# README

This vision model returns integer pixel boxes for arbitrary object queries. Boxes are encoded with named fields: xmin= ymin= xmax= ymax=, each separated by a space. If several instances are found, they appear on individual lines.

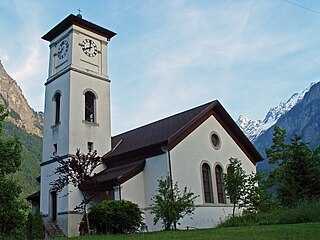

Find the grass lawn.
xmin=58 ymin=222 xmax=320 ymax=240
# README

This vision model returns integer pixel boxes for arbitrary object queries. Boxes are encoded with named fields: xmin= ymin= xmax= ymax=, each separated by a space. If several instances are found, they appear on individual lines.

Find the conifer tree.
xmin=266 ymin=126 xmax=320 ymax=206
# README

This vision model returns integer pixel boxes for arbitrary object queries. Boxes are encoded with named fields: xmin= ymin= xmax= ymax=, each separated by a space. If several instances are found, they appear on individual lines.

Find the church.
xmin=27 ymin=14 xmax=262 ymax=237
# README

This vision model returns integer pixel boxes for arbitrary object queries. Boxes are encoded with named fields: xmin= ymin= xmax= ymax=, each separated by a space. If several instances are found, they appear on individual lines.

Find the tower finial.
xmin=77 ymin=8 xmax=82 ymax=18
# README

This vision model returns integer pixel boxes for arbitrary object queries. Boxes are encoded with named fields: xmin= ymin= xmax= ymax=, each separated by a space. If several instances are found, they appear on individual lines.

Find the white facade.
xmin=118 ymin=115 xmax=256 ymax=231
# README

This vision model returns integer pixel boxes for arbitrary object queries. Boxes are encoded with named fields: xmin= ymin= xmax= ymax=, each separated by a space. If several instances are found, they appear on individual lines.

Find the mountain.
xmin=0 ymin=60 xmax=44 ymax=137
xmin=254 ymin=81 xmax=320 ymax=148
xmin=251 ymin=82 xmax=320 ymax=171
xmin=237 ymin=83 xmax=316 ymax=142
xmin=0 ymin=61 xmax=43 ymax=197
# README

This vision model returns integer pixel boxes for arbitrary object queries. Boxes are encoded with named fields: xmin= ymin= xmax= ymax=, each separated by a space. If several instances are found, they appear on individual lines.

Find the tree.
xmin=266 ymin=126 xmax=320 ymax=207
xmin=50 ymin=149 xmax=103 ymax=233
xmin=0 ymin=104 xmax=24 ymax=237
xmin=150 ymin=175 xmax=198 ymax=230
xmin=223 ymin=157 xmax=246 ymax=218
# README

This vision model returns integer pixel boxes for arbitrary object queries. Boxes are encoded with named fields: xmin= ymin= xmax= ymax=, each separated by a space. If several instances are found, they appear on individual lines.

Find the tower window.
xmin=85 ymin=91 xmax=96 ymax=122
xmin=202 ymin=163 xmax=214 ymax=203
xmin=53 ymin=92 xmax=61 ymax=125
xmin=88 ymin=142 xmax=93 ymax=152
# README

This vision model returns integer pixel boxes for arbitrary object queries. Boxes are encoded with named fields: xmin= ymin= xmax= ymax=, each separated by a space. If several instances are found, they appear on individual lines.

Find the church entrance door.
xmin=51 ymin=191 xmax=57 ymax=222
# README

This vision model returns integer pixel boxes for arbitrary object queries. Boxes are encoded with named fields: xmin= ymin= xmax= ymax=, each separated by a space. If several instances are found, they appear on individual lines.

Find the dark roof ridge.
xmin=112 ymin=100 xmax=216 ymax=139
xmin=42 ymin=14 xmax=116 ymax=42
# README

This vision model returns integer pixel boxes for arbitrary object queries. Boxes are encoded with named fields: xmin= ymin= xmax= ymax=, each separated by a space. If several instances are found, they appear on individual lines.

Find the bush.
xmin=26 ymin=212 xmax=33 ymax=239
xmin=88 ymin=200 xmax=143 ymax=234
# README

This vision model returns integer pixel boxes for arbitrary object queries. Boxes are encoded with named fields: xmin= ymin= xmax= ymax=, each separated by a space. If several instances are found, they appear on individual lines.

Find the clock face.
xmin=81 ymin=39 xmax=98 ymax=57
xmin=57 ymin=40 xmax=69 ymax=59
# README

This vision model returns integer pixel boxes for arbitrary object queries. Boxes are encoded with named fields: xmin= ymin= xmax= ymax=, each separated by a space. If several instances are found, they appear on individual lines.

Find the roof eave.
xmin=103 ymin=141 xmax=167 ymax=168
xmin=167 ymin=100 xmax=263 ymax=164
xmin=42 ymin=14 xmax=116 ymax=42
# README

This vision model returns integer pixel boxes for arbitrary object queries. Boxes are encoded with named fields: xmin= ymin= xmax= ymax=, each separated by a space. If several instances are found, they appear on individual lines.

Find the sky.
xmin=1 ymin=0 xmax=320 ymax=135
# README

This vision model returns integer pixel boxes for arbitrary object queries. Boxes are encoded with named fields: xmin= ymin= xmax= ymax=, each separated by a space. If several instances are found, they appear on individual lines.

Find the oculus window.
xmin=211 ymin=132 xmax=221 ymax=149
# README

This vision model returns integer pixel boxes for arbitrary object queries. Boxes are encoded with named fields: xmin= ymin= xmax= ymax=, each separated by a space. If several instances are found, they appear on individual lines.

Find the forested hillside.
xmin=4 ymin=117 xmax=42 ymax=197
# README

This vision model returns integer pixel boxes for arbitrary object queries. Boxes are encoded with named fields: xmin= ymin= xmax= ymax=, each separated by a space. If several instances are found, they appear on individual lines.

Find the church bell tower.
xmin=40 ymin=14 xmax=116 ymax=236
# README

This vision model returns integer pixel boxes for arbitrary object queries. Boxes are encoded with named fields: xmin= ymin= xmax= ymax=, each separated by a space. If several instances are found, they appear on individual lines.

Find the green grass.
xmin=219 ymin=200 xmax=320 ymax=227
xmin=56 ymin=222 xmax=320 ymax=240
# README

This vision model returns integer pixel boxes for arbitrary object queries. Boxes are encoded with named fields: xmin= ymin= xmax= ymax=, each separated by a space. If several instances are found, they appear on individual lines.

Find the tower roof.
xmin=42 ymin=14 xmax=116 ymax=42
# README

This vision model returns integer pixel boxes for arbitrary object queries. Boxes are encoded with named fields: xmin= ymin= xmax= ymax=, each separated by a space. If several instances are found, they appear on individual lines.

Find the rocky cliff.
xmin=0 ymin=60 xmax=43 ymax=137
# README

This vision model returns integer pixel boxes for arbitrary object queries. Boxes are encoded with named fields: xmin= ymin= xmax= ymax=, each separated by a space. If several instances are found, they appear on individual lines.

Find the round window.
xmin=211 ymin=132 xmax=221 ymax=149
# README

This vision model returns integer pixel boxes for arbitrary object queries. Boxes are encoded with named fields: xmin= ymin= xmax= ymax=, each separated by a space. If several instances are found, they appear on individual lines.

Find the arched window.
xmin=202 ymin=163 xmax=214 ymax=203
xmin=215 ymin=165 xmax=226 ymax=204
xmin=85 ymin=91 xmax=96 ymax=122
xmin=53 ymin=92 xmax=61 ymax=125
xmin=227 ymin=166 xmax=236 ymax=204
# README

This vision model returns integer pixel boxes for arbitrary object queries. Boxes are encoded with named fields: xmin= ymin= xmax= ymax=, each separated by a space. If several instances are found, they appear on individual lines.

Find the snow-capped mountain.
xmin=237 ymin=82 xmax=316 ymax=142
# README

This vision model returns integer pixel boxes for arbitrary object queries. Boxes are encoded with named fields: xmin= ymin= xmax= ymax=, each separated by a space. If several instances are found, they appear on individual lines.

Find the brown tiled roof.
xmin=104 ymin=101 xmax=214 ymax=164
xmin=42 ymin=14 xmax=116 ymax=42
xmin=103 ymin=100 xmax=263 ymax=166
xmin=88 ymin=160 xmax=145 ymax=190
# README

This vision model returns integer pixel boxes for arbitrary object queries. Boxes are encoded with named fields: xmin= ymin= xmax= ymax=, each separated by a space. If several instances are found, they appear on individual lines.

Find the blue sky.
xmin=1 ymin=0 xmax=320 ymax=135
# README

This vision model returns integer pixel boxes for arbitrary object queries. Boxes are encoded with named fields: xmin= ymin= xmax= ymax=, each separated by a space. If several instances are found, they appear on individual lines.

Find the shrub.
xmin=151 ymin=176 xmax=198 ymax=230
xmin=26 ymin=212 xmax=33 ymax=239
xmin=88 ymin=200 xmax=143 ymax=234
xmin=31 ymin=208 xmax=44 ymax=239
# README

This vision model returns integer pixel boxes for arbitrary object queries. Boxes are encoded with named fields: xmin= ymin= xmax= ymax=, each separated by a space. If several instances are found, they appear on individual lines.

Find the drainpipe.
xmin=162 ymin=145 xmax=176 ymax=229
xmin=161 ymin=146 xmax=173 ymax=190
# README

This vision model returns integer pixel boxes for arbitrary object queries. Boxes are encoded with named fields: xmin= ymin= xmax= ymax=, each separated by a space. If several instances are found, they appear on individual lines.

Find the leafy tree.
xmin=266 ymin=126 xmax=320 ymax=207
xmin=0 ymin=104 xmax=24 ymax=237
xmin=151 ymin=175 xmax=198 ymax=230
xmin=50 ymin=149 xmax=103 ymax=233
xmin=242 ymin=170 xmax=276 ymax=213
xmin=223 ymin=158 xmax=246 ymax=218
xmin=88 ymin=200 xmax=143 ymax=234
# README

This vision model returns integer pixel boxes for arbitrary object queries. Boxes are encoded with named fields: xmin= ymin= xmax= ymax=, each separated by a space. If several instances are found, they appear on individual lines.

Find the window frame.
xmin=83 ymin=90 xmax=98 ymax=123
xmin=215 ymin=164 xmax=226 ymax=204
xmin=201 ymin=162 xmax=214 ymax=204
xmin=210 ymin=131 xmax=221 ymax=150
xmin=52 ymin=91 xmax=61 ymax=126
